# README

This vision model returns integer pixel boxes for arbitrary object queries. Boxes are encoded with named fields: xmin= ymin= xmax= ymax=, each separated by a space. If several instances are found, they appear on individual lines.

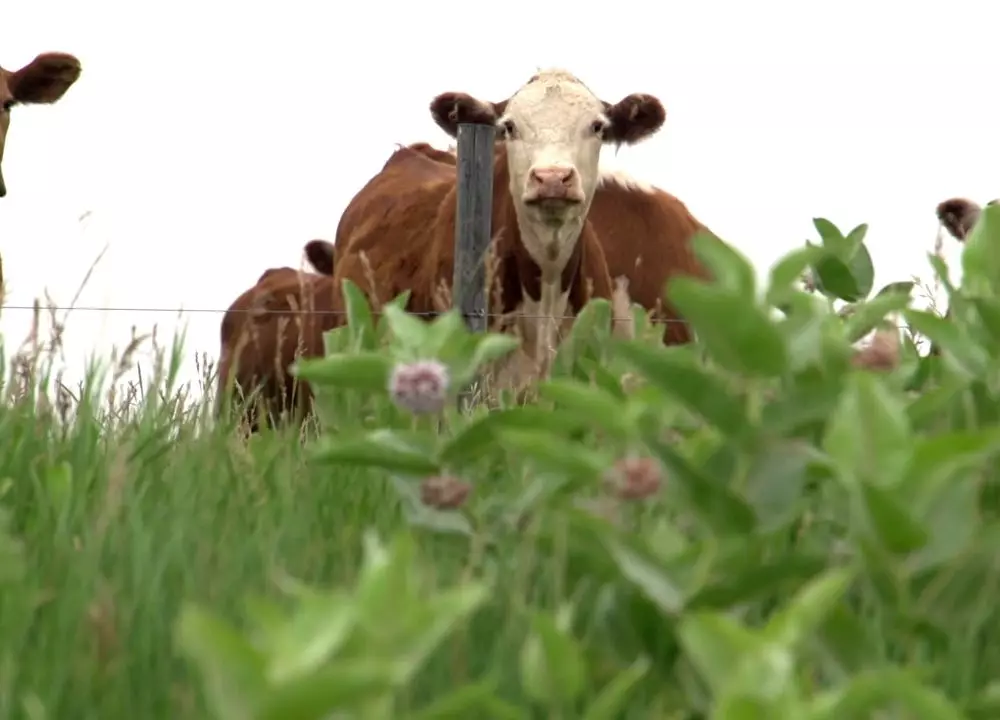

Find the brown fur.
xmin=333 ymin=141 xmax=712 ymax=344
xmin=0 ymin=52 xmax=81 ymax=198
xmin=216 ymin=266 xmax=339 ymax=431
xmin=936 ymin=197 xmax=1000 ymax=242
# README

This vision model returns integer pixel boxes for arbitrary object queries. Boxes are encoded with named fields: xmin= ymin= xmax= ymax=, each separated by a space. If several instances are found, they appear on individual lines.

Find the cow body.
xmin=1 ymin=52 xmax=81 ymax=198
xmin=216 ymin=265 xmax=339 ymax=431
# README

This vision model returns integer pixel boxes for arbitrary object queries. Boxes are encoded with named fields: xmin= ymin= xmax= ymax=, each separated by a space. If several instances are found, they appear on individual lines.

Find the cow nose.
xmin=528 ymin=166 xmax=576 ymax=200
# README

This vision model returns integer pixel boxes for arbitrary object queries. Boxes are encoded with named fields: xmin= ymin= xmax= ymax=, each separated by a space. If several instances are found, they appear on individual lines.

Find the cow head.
xmin=0 ymin=52 xmax=82 ymax=198
xmin=430 ymin=69 xmax=665 ymax=265
xmin=936 ymin=197 xmax=1000 ymax=242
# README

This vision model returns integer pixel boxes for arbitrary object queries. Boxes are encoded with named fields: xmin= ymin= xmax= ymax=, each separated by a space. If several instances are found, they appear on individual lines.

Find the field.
xmin=3 ymin=216 xmax=1000 ymax=720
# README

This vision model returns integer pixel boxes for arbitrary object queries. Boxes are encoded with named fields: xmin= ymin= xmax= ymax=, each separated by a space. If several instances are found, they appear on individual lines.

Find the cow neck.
xmin=490 ymin=148 xmax=585 ymax=304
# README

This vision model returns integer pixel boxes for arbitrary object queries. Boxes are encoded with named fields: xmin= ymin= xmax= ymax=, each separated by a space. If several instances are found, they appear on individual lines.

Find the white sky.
xmin=3 ymin=0 xmax=997 ymax=400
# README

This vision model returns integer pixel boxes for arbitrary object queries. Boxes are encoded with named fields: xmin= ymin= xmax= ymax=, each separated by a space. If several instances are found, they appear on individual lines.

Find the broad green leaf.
xmin=843 ymin=293 xmax=912 ymax=343
xmin=410 ymin=679 xmax=527 ymax=720
xmin=677 ymin=612 xmax=760 ymax=696
xmin=807 ymin=667 xmax=967 ymax=720
xmin=649 ymin=438 xmax=757 ymax=535
xmin=437 ymin=406 xmax=592 ymax=469
xmin=256 ymin=661 xmax=395 ymax=720
xmin=690 ymin=230 xmax=757 ymax=301
xmin=605 ymin=538 xmax=685 ymax=616
xmin=266 ymin=591 xmax=357 ymax=684
xmin=175 ymin=605 xmax=267 ymax=720
xmin=813 ymin=218 xmax=850 ymax=258
xmin=847 ymin=240 xmax=875 ymax=299
xmin=582 ymin=656 xmax=651 ymax=720
xmin=383 ymin=304 xmax=430 ymax=351
xmin=903 ymin=309 xmax=989 ymax=378
xmin=766 ymin=245 xmax=827 ymax=306
xmin=874 ymin=280 xmax=915 ymax=299
xmin=764 ymin=567 xmax=855 ymax=650
xmin=341 ymin=278 xmax=377 ymax=351
xmin=859 ymin=481 xmax=928 ymax=554
xmin=823 ymin=372 xmax=912 ymax=488
xmin=812 ymin=254 xmax=860 ymax=302
xmin=311 ymin=431 xmax=439 ymax=475
xmin=614 ymin=342 xmax=751 ymax=437
xmin=667 ymin=278 xmax=789 ymax=377
xmin=687 ymin=552 xmax=828 ymax=610
xmin=537 ymin=380 xmax=633 ymax=440
xmin=743 ymin=440 xmax=821 ymax=531
xmin=292 ymin=353 xmax=392 ymax=393
xmin=424 ymin=310 xmax=467 ymax=359
xmin=520 ymin=609 xmax=588 ymax=706
xmin=497 ymin=429 xmax=610 ymax=481
xmin=962 ymin=202 xmax=1000 ymax=296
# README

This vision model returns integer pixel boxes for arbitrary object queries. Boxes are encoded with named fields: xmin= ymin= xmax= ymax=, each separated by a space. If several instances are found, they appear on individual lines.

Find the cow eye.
xmin=1 ymin=100 xmax=14 ymax=113
xmin=590 ymin=119 xmax=607 ymax=137
xmin=500 ymin=119 xmax=517 ymax=139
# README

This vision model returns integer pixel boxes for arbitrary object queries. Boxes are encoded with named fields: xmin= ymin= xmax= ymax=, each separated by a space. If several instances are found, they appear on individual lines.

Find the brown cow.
xmin=323 ymin=140 xmax=712 ymax=345
xmin=936 ymin=197 xmax=999 ymax=242
xmin=1 ymin=53 xmax=82 ymax=198
xmin=331 ymin=68 xmax=670 ymax=382
xmin=216 ymin=261 xmax=339 ymax=431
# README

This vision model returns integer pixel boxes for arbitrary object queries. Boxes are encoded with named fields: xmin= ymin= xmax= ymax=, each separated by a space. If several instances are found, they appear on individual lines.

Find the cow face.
xmin=430 ymin=69 xmax=665 ymax=262
xmin=0 ymin=53 xmax=82 ymax=198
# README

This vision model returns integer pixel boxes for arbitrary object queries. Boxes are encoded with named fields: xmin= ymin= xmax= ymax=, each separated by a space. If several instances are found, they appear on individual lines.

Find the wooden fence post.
xmin=452 ymin=122 xmax=496 ymax=408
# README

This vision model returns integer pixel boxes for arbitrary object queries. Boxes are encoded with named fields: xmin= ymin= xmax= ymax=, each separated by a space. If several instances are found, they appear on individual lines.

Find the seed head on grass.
xmin=605 ymin=456 xmax=663 ymax=501
xmin=389 ymin=360 xmax=450 ymax=414
xmin=420 ymin=475 xmax=472 ymax=509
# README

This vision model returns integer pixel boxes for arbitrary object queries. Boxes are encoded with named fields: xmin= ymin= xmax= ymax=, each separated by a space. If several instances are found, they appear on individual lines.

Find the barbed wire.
xmin=0 ymin=303 xmax=698 ymax=324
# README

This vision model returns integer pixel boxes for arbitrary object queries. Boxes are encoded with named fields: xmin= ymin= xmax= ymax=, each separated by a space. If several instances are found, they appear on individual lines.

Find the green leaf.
xmin=175 ymin=605 xmax=267 ymax=720
xmin=763 ymin=567 xmax=855 ymax=650
xmin=859 ymin=480 xmax=928 ymax=554
xmin=812 ymin=254 xmax=861 ymax=301
xmin=266 ymin=591 xmax=357 ymax=684
xmin=823 ymin=372 xmax=913 ymax=488
xmin=456 ymin=334 xmax=521 ymax=387
xmin=410 ymin=679 xmax=527 ymax=720
xmin=874 ymin=280 xmax=915 ymax=299
xmin=677 ymin=612 xmax=760 ymax=696
xmin=605 ymin=538 xmax=685 ymax=616
xmin=311 ymin=431 xmax=440 ymax=475
xmin=667 ymin=278 xmax=789 ymax=377
xmin=497 ymin=429 xmax=609 ymax=481
xmin=537 ymin=380 xmax=632 ymax=440
xmin=903 ymin=309 xmax=989 ymax=378
xmin=743 ymin=440 xmax=822 ymax=532
xmin=690 ymin=230 xmax=757 ymax=301
xmin=962 ymin=202 xmax=1000 ymax=296
xmin=437 ymin=407 xmax=592 ymax=470
xmin=687 ymin=552 xmax=828 ymax=610
xmin=813 ymin=218 xmax=850 ymax=258
xmin=582 ymin=656 xmax=651 ymax=720
xmin=847 ymin=238 xmax=875 ymax=298
xmin=292 ymin=352 xmax=392 ymax=393
xmin=256 ymin=661 xmax=395 ymax=720
xmin=520 ymin=609 xmax=588 ymax=707
xmin=341 ymin=278 xmax=377 ymax=351
xmin=424 ymin=310 xmax=467 ymax=359
xmin=807 ymin=667 xmax=967 ymax=720
xmin=384 ymin=304 xmax=430 ymax=351
xmin=843 ymin=292 xmax=912 ymax=343
xmin=765 ymin=245 xmax=826 ymax=306
xmin=615 ymin=342 xmax=751 ymax=437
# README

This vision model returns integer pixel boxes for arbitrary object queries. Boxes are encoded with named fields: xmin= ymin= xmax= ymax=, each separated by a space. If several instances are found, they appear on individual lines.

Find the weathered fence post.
xmin=452 ymin=122 xmax=496 ymax=408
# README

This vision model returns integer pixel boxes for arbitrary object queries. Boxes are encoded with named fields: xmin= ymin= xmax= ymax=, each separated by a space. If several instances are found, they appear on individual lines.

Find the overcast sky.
xmin=3 ymin=0 xmax=997 ymax=400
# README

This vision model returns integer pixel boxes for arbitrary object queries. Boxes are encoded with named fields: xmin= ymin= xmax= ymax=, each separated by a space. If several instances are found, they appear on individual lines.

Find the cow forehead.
xmin=506 ymin=71 xmax=604 ymax=127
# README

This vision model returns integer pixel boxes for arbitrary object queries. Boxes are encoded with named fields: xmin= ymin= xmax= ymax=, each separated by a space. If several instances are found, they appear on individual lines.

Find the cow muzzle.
xmin=523 ymin=166 xmax=584 ymax=209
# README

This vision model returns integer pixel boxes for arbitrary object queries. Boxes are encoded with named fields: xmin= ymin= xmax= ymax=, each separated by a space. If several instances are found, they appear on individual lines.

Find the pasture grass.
xmin=2 ymin=218 xmax=1000 ymax=719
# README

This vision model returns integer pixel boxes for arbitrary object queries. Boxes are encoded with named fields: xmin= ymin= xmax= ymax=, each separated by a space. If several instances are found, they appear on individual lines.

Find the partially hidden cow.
xmin=330 ymin=68 xmax=682 ymax=385
xmin=216 ymin=241 xmax=337 ymax=431
xmin=936 ymin=197 xmax=999 ymax=242
xmin=1 ymin=52 xmax=82 ymax=198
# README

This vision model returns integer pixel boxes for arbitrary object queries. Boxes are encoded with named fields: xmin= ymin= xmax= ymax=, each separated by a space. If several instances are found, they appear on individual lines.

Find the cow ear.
xmin=602 ymin=93 xmax=666 ymax=146
xmin=10 ymin=53 xmax=81 ymax=104
xmin=304 ymin=240 xmax=335 ymax=276
xmin=936 ymin=197 xmax=982 ymax=242
xmin=429 ymin=92 xmax=503 ymax=138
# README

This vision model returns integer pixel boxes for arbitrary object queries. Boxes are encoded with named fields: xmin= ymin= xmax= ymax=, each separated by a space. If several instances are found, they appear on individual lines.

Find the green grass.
xmin=4 ymin=219 xmax=1000 ymax=719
